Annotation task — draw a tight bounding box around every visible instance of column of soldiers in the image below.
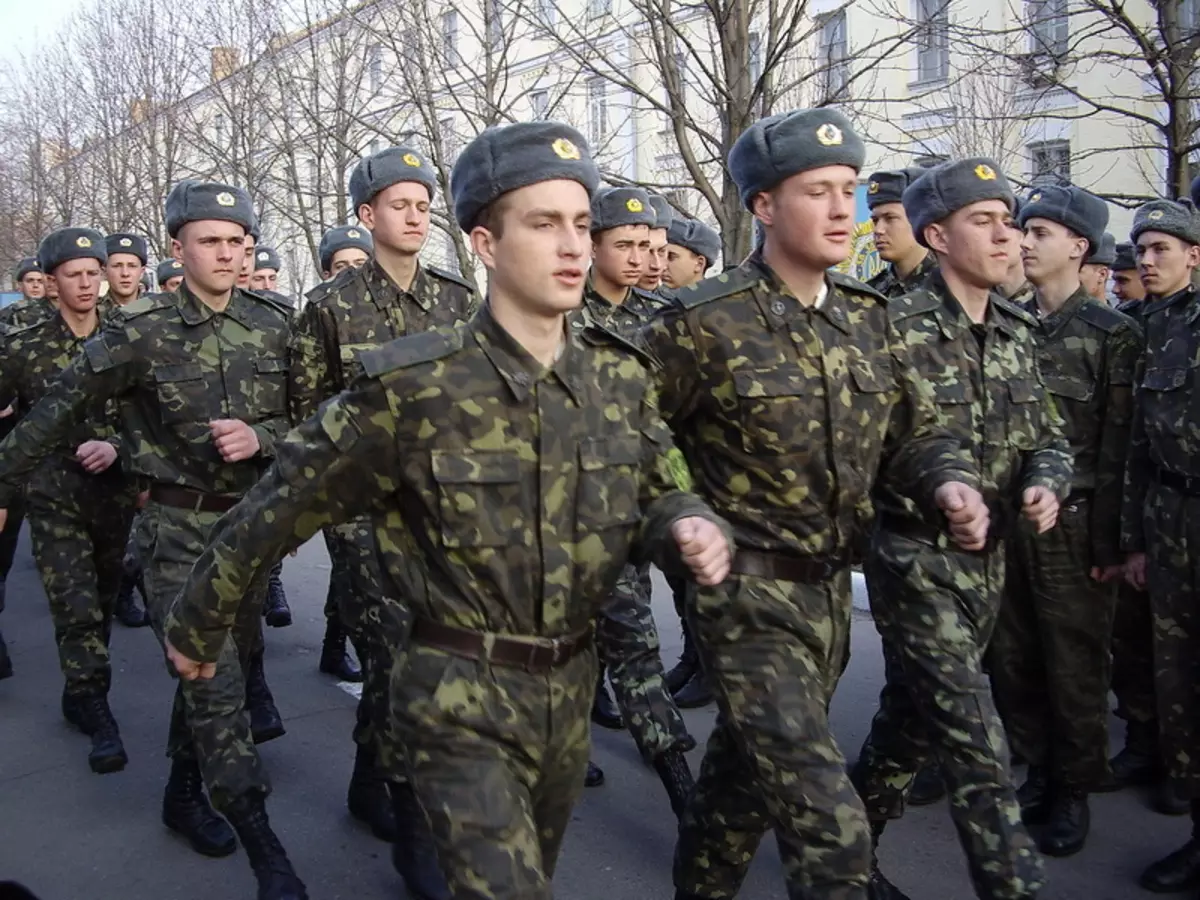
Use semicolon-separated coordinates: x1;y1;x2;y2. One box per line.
1;103;1200;900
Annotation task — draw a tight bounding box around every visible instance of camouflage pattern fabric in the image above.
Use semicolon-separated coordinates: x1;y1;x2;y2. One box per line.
163;304;728;896
1122;284;1200;797
0;296;56;329
646;254;977;898
866;251;938;299
290;258;478;781
581;278;669;336
990;288;1140;790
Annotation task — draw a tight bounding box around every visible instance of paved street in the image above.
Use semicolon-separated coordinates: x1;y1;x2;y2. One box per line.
0;529;1181;899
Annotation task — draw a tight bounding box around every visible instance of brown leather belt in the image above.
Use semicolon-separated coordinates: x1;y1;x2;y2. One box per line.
410;617;593;673
149;484;240;514
729;549;847;584
1157;469;1200;497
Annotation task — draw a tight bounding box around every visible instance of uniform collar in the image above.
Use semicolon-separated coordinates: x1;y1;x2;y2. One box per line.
176;283;256;328
1025;284;1089;337
471;302;587;406
747;252;849;335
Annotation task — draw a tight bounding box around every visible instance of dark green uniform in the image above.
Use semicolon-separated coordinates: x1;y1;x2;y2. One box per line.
0;295;56;328
865;251;937;299
164;305;726;898
0;285;292;811
646;255;976;899
990;288;1141;790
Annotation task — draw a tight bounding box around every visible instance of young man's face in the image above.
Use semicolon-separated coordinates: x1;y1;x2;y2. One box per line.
1111;268;1145;303
1019;217;1086;285
638;227;668;290
928;199;1013;289
1079;263;1109;301
592;225;650;289
663;244;706;290
1137;231;1200;297
237;235;255;287
471;179;592;317
163;275;184;292
250;269;278;291
756;165;857;270
360;182;431;255
325;248;369;279
172;221;247;297
18;271;45;299
52;258;103;314
105;252;145;301
869;202;919;263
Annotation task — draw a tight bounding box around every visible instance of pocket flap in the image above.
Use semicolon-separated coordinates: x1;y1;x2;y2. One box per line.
1008;378;1037;403
580;434;642;471
1043;374;1094;402
254;357;287;375
154;363;204;384
849;361;891;393
431;450;521;484
733;366;808;399
930;378;973;404
1143;367;1188;392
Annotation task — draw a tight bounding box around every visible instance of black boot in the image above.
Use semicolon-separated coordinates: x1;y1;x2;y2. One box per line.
0;627;11;680
114;549;149;628
245;649;286;744
591;668;623;730
1111;720;1161;787
78;694;127;774
1153;778;1191;817
347;745;396;841
318;619;362;682
391;782;451;900
664;628;698;696
907;760;946;806
62;687;90;734
1039;787;1089;857
224;793;308;900
1016;764;1053;824
1140;833;1200;892
653;749;694;819
262;564;292;628
672;669;714;709
868;822;913;900
585;760;605;787
161;756;237;857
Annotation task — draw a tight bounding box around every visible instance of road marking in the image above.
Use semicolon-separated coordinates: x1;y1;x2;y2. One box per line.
337;681;363;700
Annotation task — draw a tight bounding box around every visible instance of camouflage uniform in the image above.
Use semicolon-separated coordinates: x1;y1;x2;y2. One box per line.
989;288;1141;790
0;285;292;812
865;251;938;299
1122;283;1200;799
164;305;728;898
290;258;479;777
647;255;976;899
854;273;1071;899
0;295;55;329
0;311;138;700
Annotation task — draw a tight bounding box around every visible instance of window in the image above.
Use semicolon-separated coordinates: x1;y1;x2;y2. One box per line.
367;43;383;91
487;0;504;50
818;10;849;100
1030;139;1071;184
439;115;458;160
536;0;556;26
588;76;608;144
1029;0;1068;57
915;0;949;82
530;89;549;119
588;0;612;18
749;31;763;89
442;11;460;66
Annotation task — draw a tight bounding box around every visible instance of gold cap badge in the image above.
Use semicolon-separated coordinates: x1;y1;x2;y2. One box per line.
1148;210;1164;221
626;198;644;213
552;138;581;160
402;153;421;167
816;123;843;146
1029;191;1042;202
76;236;92;248
868;181;880;194
974;164;997;181
215;191;236;207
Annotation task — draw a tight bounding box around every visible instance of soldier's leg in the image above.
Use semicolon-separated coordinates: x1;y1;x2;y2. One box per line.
676;573;872;900
318;527;361;681
1111;581;1162;784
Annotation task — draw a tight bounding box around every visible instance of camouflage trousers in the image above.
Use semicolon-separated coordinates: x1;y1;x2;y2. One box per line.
990;498;1116;789
393;642;594;899
136;500;270;811
1111;582;1157;726
0;414;24;588
674;571;871;900
854;531;1043;900
1143;486;1200;797
327;519;412;783
599;563;694;762
25;462;137;697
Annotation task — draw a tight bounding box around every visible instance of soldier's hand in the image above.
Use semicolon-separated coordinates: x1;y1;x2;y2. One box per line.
0;509;7;532
1124;552;1148;591
76;440;118;473
0;404;13;419
209;419;261;462
1021;486;1059;533
934;481;989;551
165;639;216;681
672;516;731;586
1091;565;1125;583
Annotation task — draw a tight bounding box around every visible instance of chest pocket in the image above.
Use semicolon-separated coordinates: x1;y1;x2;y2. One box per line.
1006;377;1041;451
251;358;288;418
431;450;524;548
576;433;643;533
1043;374;1094;404
733;365;816;454
154;363;220;424
1142;366;1188;394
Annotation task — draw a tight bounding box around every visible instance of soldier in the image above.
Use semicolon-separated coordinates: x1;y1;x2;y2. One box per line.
1122;199;1200;895
2;257;54;327
645;109;992;900
157;258;184;292
15;257;46;300
999;197;1035;305
317;225;373;279
0;181;305;900
289;144;477;895
661;218;720;293
161;119;733;900
0;228;140;772
986;186;1139;858
1111;240;1146;308
250;246;281;293
865;167;937;298
638;193;673;292
1080;231;1116;303
104;232;148;308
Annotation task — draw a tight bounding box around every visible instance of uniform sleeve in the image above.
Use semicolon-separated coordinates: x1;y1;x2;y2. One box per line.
164;375;403;662
1019;361;1075;500
1092;321;1143;566
0;332;26;416
641;308;704;431
287;302;339;425
1121;350;1150;553
0;323;138;507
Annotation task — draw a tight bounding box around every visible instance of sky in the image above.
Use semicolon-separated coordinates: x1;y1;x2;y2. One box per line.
0;0;84;65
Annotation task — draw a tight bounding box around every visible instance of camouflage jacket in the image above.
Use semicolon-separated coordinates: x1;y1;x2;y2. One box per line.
1116;298;1146;325
0;296;56;329
866;251;938;299
162;303;729;663
1019;287;1140;565
582;277;670;339
644;252;976;559
878;273;1073;532
1122;285;1200;552
0;285;292;507
290;258;478;420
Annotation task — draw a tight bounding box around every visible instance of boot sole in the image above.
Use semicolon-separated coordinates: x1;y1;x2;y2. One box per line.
162;816;238;858
90;751;128;774
319;662;363;682
252;724;287;745
265;611;293;628
907;789;947;807
117;617;151;629
675;696;714;710
1138;872;1200;894
1039;836;1087;858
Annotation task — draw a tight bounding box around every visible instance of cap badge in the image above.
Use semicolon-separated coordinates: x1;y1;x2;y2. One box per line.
552;138;581;160
347;229;361;238
868;181;880;194
258;251;268;261
215;191;237;207
1148;210;1164;221
815;123;843;146
119;237;132;247
1030;192;1042;202
76;236;92;248
974;164;997;181
626;198;644;213
402;153;422;167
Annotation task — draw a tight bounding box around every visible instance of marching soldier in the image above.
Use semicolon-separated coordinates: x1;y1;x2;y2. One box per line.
317;225;373;279
2;257;53;326
865;167;937;298
638;194;673;293
250;246;282;294
103;232;148;308
157;258;184;292
661;218;720;294
1080;232;1116;303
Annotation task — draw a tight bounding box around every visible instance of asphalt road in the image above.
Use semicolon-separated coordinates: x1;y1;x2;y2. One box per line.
0;529;1180;899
